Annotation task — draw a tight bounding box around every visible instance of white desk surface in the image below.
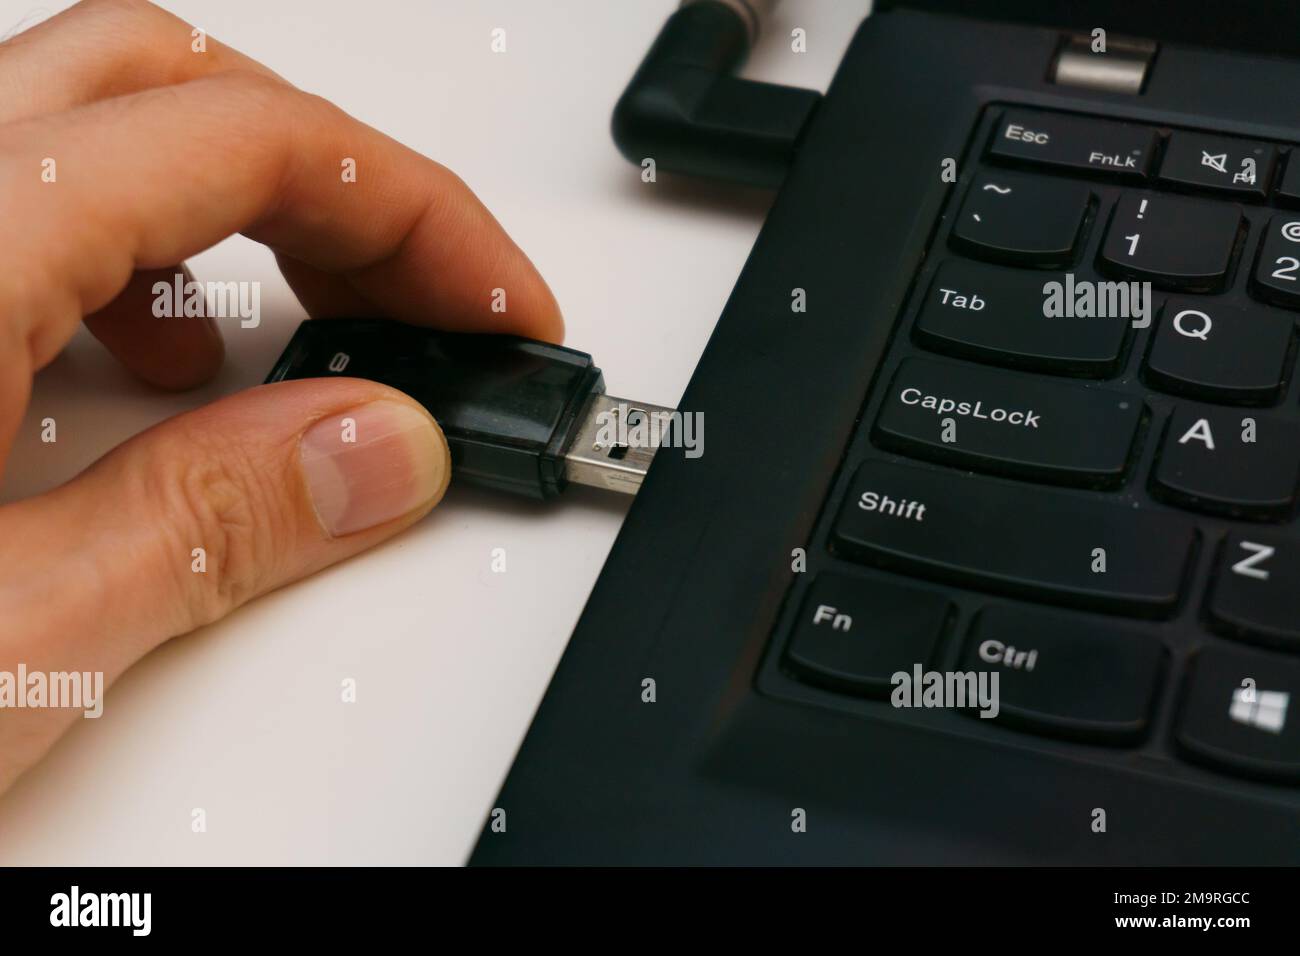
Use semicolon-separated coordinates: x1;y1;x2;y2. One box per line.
0;0;869;864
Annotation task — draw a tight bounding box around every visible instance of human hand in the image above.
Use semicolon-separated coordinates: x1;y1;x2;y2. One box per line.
0;0;561;793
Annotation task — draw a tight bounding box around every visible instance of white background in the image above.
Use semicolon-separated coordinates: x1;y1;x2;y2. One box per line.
0;0;868;864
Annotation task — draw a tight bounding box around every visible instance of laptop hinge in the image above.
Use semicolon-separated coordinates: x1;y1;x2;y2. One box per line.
1051;33;1157;95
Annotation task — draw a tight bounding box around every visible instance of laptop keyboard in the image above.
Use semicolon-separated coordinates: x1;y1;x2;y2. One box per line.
762;106;1300;785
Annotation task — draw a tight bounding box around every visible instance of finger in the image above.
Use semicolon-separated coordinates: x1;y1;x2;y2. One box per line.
0;376;450;792
82;264;225;390
274;251;380;319
0;324;32;481
4;71;563;404
0;0;287;123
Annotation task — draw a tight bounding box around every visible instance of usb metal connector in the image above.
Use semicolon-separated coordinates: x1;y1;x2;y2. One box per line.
563;393;676;494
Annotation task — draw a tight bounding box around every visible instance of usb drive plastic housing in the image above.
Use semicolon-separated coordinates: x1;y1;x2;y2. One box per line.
265;318;671;500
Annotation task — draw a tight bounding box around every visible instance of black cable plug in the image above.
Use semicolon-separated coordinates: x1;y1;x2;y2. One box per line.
265;319;673;500
611;0;821;188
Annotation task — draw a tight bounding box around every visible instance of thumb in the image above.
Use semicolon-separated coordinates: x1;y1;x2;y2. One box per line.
0;378;449;789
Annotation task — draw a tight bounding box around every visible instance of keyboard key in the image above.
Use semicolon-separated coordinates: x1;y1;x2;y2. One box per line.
1152;407;1300;519
987;109;1156;180
873;358;1141;487
950;172;1091;267
1251;215;1300;308
958;606;1166;743
1100;192;1243;291
1276;153;1300;207
1144;297;1292;404
1157;131;1276;199
1210;533;1300;652
1176;645;1300;782
785;574;950;696
832;460;1195;616
914;261;1129;376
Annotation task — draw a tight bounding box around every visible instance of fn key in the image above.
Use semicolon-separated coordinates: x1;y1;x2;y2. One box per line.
785;574;950;696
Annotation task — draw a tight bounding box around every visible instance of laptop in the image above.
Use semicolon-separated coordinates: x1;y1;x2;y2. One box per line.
472;0;1300;864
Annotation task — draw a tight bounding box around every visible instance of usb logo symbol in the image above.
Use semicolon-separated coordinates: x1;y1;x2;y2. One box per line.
1229;686;1289;734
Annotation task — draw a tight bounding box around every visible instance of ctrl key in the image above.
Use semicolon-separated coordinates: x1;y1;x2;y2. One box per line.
957;606;1166;744
785;574;951;697
1177;646;1300;782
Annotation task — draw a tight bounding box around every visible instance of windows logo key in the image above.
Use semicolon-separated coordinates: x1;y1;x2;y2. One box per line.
1229;686;1290;734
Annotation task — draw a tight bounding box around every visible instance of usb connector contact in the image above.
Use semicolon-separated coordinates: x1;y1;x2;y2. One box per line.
266;318;674;499
561;392;675;494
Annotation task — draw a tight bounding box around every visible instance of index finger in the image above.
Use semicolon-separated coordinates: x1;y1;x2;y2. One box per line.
3;69;563;375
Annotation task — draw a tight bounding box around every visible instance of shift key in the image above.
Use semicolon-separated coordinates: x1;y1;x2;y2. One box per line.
833;460;1195;616
873;358;1141;487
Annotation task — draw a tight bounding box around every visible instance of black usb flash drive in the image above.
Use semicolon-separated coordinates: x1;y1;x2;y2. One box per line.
265;318;672;499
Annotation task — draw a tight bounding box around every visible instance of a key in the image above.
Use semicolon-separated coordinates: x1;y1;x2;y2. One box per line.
1157;131;1276;199
832;460;1195;616
873;358;1141;486
949;172;1091;267
1151;406;1300;519
987;109;1156;180
957;606;1166;744
1251;215;1300;308
1210;533;1300;652
1144;297;1292;404
1176;645;1300;782
913;261;1130;376
1100;192;1243;291
784;574;951;696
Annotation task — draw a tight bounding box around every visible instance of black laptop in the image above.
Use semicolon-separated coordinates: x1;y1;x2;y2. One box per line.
472;0;1300;864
